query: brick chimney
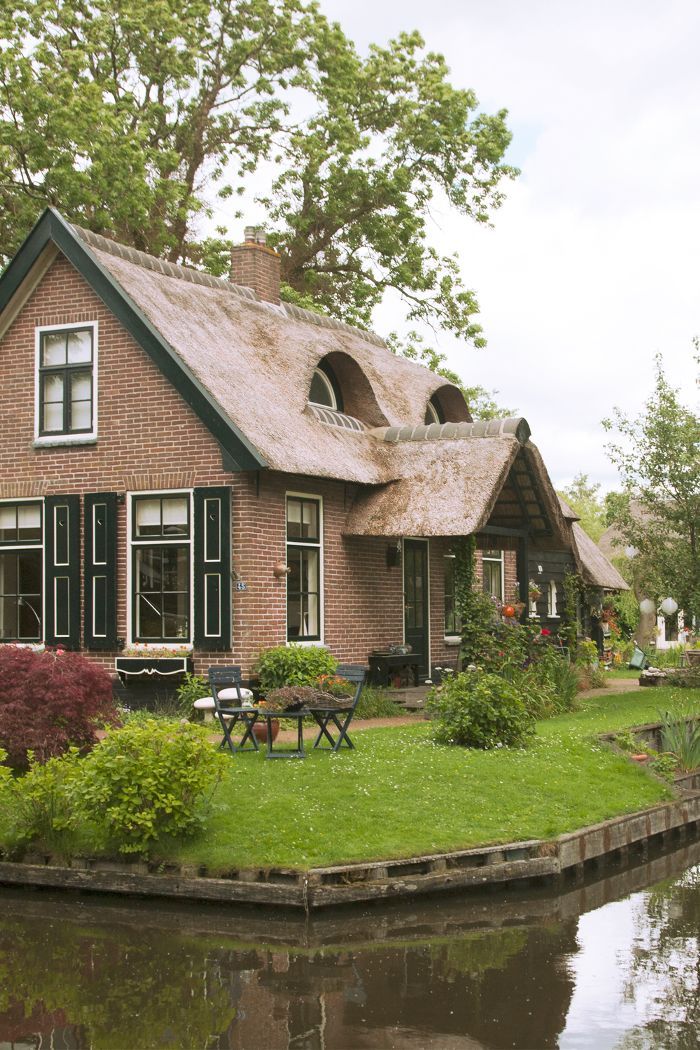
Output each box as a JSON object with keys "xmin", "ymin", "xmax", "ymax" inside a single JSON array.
[{"xmin": 230, "ymin": 225, "xmax": 281, "ymax": 304}]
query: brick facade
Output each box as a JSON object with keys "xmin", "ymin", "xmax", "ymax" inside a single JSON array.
[{"xmin": 0, "ymin": 251, "xmax": 520, "ymax": 684}]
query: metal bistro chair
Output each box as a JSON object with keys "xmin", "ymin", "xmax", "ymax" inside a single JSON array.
[
  {"xmin": 208, "ymin": 666, "xmax": 259, "ymax": 754},
  {"xmin": 312, "ymin": 664, "xmax": 368, "ymax": 752}
]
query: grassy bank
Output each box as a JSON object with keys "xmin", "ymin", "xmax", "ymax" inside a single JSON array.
[
  {"xmin": 155, "ymin": 686, "xmax": 694, "ymax": 873},
  {"xmin": 2, "ymin": 686, "xmax": 696, "ymax": 873}
]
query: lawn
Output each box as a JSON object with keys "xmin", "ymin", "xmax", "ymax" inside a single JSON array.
[{"xmin": 157, "ymin": 685, "xmax": 697, "ymax": 873}]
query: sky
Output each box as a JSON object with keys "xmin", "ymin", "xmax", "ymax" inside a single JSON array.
[{"xmin": 294, "ymin": 0, "xmax": 700, "ymax": 491}]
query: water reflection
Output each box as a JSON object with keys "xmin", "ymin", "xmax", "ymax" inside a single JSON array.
[{"xmin": 1, "ymin": 839, "xmax": 699, "ymax": 1050}]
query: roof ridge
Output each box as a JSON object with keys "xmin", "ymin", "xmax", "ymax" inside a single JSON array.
[{"xmin": 72, "ymin": 224, "xmax": 386, "ymax": 349}]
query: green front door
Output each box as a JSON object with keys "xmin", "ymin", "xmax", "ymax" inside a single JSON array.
[{"xmin": 403, "ymin": 539, "xmax": 429, "ymax": 679}]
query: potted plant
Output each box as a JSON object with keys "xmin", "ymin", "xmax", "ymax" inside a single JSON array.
[{"xmin": 528, "ymin": 580, "xmax": 542, "ymax": 602}]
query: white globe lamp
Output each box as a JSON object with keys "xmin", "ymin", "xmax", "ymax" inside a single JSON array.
[
  {"xmin": 639, "ymin": 598, "xmax": 655, "ymax": 616},
  {"xmin": 660, "ymin": 597, "xmax": 678, "ymax": 617}
]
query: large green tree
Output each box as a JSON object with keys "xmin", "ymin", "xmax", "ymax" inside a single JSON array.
[
  {"xmin": 0, "ymin": 0, "xmax": 515, "ymax": 344},
  {"xmin": 557, "ymin": 473, "xmax": 607, "ymax": 542},
  {"xmin": 603, "ymin": 355, "xmax": 700, "ymax": 621}
]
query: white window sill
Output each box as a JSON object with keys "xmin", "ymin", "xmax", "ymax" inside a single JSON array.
[
  {"xmin": 287, "ymin": 639, "xmax": 326, "ymax": 648},
  {"xmin": 33, "ymin": 435, "xmax": 97, "ymax": 448}
]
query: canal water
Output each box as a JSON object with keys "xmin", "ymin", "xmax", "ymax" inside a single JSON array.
[{"xmin": 1, "ymin": 840, "xmax": 699, "ymax": 1049}]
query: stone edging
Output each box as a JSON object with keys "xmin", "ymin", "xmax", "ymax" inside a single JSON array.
[{"xmin": 1, "ymin": 792, "xmax": 699, "ymax": 909}]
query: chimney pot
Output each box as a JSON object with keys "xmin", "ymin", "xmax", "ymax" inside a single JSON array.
[
  {"xmin": 255, "ymin": 230, "xmax": 267, "ymax": 246},
  {"xmin": 244, "ymin": 225, "xmax": 256, "ymax": 242}
]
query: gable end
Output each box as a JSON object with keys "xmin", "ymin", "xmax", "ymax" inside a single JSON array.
[{"xmin": 0, "ymin": 208, "xmax": 267, "ymax": 472}]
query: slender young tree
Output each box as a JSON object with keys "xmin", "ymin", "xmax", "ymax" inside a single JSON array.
[{"xmin": 603, "ymin": 355, "xmax": 700, "ymax": 621}]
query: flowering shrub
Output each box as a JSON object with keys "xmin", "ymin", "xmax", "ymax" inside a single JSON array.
[
  {"xmin": 0, "ymin": 647, "xmax": 118, "ymax": 772},
  {"xmin": 427, "ymin": 670, "xmax": 535, "ymax": 749}
]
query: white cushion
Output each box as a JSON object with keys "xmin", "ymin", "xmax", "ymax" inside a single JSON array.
[
  {"xmin": 193, "ymin": 697, "xmax": 215, "ymax": 710},
  {"xmin": 218, "ymin": 687, "xmax": 253, "ymax": 702}
]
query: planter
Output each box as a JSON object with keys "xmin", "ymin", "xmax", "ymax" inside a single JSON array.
[
  {"xmin": 253, "ymin": 718, "xmax": 280, "ymax": 744},
  {"xmin": 444, "ymin": 635, "xmax": 462, "ymax": 647},
  {"xmin": 115, "ymin": 656, "xmax": 193, "ymax": 678}
]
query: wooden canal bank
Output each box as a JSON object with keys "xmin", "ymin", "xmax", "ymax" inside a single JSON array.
[{"xmin": 2, "ymin": 790, "xmax": 700, "ymax": 910}]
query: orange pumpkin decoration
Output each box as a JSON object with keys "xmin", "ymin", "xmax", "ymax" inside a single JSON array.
[{"xmin": 502, "ymin": 604, "xmax": 516, "ymax": 618}]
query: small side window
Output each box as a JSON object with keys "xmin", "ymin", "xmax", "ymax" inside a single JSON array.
[
  {"xmin": 308, "ymin": 363, "xmax": 342, "ymax": 411},
  {"xmin": 36, "ymin": 323, "xmax": 97, "ymax": 442},
  {"xmin": 548, "ymin": 581, "xmax": 558, "ymax": 617}
]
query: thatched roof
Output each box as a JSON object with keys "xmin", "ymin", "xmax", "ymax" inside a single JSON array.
[
  {"xmin": 557, "ymin": 495, "xmax": 580, "ymax": 521},
  {"xmin": 344, "ymin": 438, "xmax": 520, "ymax": 536},
  {"xmin": 571, "ymin": 522, "xmax": 630, "ymax": 590},
  {"xmin": 0, "ymin": 211, "xmax": 597, "ymax": 557},
  {"xmin": 77, "ymin": 229, "xmax": 465, "ymax": 484}
]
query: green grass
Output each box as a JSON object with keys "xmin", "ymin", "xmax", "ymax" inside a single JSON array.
[
  {"xmin": 156, "ymin": 685, "xmax": 697, "ymax": 873},
  {"xmin": 4, "ymin": 685, "xmax": 696, "ymax": 873}
]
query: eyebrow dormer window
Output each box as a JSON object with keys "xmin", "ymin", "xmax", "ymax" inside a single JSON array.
[{"xmin": 308, "ymin": 363, "xmax": 342, "ymax": 411}]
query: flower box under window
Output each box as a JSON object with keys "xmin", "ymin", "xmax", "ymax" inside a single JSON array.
[{"xmin": 115, "ymin": 655, "xmax": 193, "ymax": 679}]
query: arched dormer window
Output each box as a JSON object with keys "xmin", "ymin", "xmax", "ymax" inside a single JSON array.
[
  {"xmin": 424, "ymin": 397, "xmax": 444, "ymax": 425},
  {"xmin": 308, "ymin": 363, "xmax": 343, "ymax": 412}
]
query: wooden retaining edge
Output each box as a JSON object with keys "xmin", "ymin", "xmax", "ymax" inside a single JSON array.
[{"xmin": 2, "ymin": 793, "xmax": 700, "ymax": 909}]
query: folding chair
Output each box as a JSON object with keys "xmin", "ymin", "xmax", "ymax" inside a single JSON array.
[
  {"xmin": 311, "ymin": 664, "xmax": 367, "ymax": 751},
  {"xmin": 208, "ymin": 666, "xmax": 259, "ymax": 753}
]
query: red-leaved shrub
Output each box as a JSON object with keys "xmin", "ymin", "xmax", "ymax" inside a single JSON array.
[{"xmin": 0, "ymin": 646, "xmax": 119, "ymax": 771}]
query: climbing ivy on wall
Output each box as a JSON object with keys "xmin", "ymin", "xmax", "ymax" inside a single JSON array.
[
  {"xmin": 561, "ymin": 572, "xmax": 584, "ymax": 650},
  {"xmin": 453, "ymin": 537, "xmax": 500, "ymax": 664}
]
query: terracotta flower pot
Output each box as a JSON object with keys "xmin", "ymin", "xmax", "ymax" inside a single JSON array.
[{"xmin": 253, "ymin": 718, "xmax": 280, "ymax": 744}]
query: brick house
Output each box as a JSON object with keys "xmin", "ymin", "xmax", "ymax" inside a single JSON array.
[{"xmin": 0, "ymin": 208, "xmax": 625, "ymax": 690}]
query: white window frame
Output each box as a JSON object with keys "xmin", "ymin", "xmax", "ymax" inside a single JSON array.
[
  {"xmin": 0, "ymin": 497, "xmax": 45, "ymax": 645},
  {"xmin": 548, "ymin": 580, "xmax": 559, "ymax": 618},
  {"xmin": 308, "ymin": 368, "xmax": 337, "ymax": 410},
  {"xmin": 34, "ymin": 320, "xmax": 99, "ymax": 446},
  {"xmin": 285, "ymin": 491, "xmax": 324, "ymax": 646},
  {"xmin": 425, "ymin": 400, "xmax": 441, "ymax": 425},
  {"xmin": 126, "ymin": 489, "xmax": 194, "ymax": 649},
  {"xmin": 482, "ymin": 549, "xmax": 505, "ymax": 601}
]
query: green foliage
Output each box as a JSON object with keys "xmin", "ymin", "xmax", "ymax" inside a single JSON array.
[
  {"xmin": 255, "ymin": 644, "xmax": 337, "ymax": 689},
  {"xmin": 175, "ymin": 672, "xmax": 211, "ymax": 717},
  {"xmin": 659, "ymin": 706, "xmax": 700, "ymax": 772},
  {"xmin": 3, "ymin": 750, "xmax": 81, "ymax": 853},
  {"xmin": 576, "ymin": 640, "xmax": 600, "ymax": 667},
  {"xmin": 603, "ymin": 353, "xmax": 700, "ymax": 621},
  {"xmin": 557, "ymin": 474, "xmax": 607, "ymax": 542},
  {"xmin": 71, "ymin": 720, "xmax": 226, "ymax": 856},
  {"xmin": 451, "ymin": 536, "xmax": 502, "ymax": 665},
  {"xmin": 667, "ymin": 667, "xmax": 700, "ymax": 689},
  {"xmin": 427, "ymin": 670, "xmax": 535, "ymax": 749},
  {"xmin": 354, "ymin": 686, "xmax": 403, "ymax": 719},
  {"xmin": 0, "ymin": 4, "xmax": 515, "ymax": 343},
  {"xmin": 649, "ymin": 753, "xmax": 678, "ymax": 782},
  {"xmin": 560, "ymin": 572, "xmax": 584, "ymax": 651}
]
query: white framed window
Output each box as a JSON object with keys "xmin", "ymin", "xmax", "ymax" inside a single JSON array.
[
  {"xmin": 286, "ymin": 493, "xmax": 323, "ymax": 642},
  {"xmin": 482, "ymin": 549, "xmax": 504, "ymax": 601},
  {"xmin": 308, "ymin": 367, "xmax": 338, "ymax": 410},
  {"xmin": 129, "ymin": 491, "xmax": 192, "ymax": 643},
  {"xmin": 34, "ymin": 321, "xmax": 98, "ymax": 444},
  {"xmin": 548, "ymin": 580, "xmax": 559, "ymax": 617},
  {"xmin": 0, "ymin": 500, "xmax": 43, "ymax": 641}
]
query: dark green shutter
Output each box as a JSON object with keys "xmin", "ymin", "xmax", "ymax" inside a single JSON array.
[
  {"xmin": 44, "ymin": 494, "xmax": 80, "ymax": 649},
  {"xmin": 84, "ymin": 493, "xmax": 118, "ymax": 650},
  {"xmin": 194, "ymin": 486, "xmax": 231, "ymax": 650}
]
